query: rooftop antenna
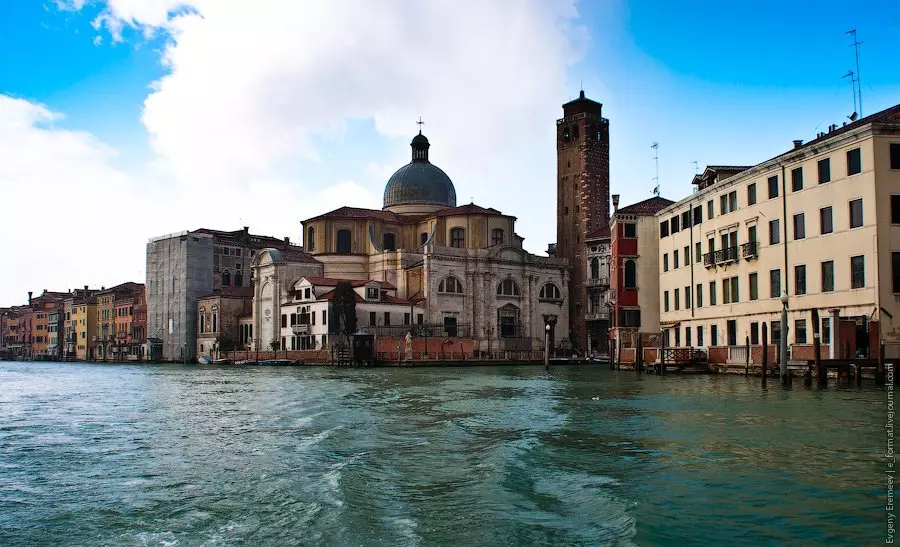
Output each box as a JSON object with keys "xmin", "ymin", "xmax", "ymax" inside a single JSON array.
[
  {"xmin": 846, "ymin": 29, "xmax": 863, "ymax": 116},
  {"xmin": 651, "ymin": 142, "xmax": 660, "ymax": 196},
  {"xmin": 842, "ymin": 70, "xmax": 858, "ymax": 120},
  {"xmin": 416, "ymin": 116, "xmax": 424, "ymax": 134},
  {"xmin": 691, "ymin": 161, "xmax": 700, "ymax": 175}
]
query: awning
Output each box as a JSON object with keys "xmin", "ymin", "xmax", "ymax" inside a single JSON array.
[{"xmin": 659, "ymin": 321, "xmax": 681, "ymax": 329}]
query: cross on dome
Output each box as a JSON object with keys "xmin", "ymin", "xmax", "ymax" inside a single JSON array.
[{"xmin": 416, "ymin": 117, "xmax": 424, "ymax": 134}]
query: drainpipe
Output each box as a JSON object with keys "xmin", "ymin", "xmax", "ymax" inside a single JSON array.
[
  {"xmin": 780, "ymin": 162, "xmax": 789, "ymax": 382},
  {"xmin": 689, "ymin": 200, "xmax": 695, "ymax": 320}
]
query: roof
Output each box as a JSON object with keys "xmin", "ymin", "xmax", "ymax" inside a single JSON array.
[
  {"xmin": 262, "ymin": 247, "xmax": 320, "ymax": 264},
  {"xmin": 585, "ymin": 225, "xmax": 611, "ymax": 240},
  {"xmin": 199, "ymin": 286, "xmax": 254, "ymax": 299},
  {"xmin": 303, "ymin": 206, "xmax": 408, "ymax": 224},
  {"xmin": 615, "ymin": 196, "xmax": 675, "ymax": 216},
  {"xmin": 95, "ymin": 282, "xmax": 144, "ymax": 297},
  {"xmin": 301, "ymin": 276, "xmax": 397, "ymax": 290},
  {"xmin": 434, "ymin": 203, "xmax": 509, "ymax": 218},
  {"xmin": 383, "ymin": 133, "xmax": 457, "ymax": 210},
  {"xmin": 777, "ymin": 103, "xmax": 900, "ymax": 158},
  {"xmin": 314, "ymin": 290, "xmax": 415, "ymax": 306},
  {"xmin": 193, "ymin": 227, "xmax": 292, "ymax": 248}
]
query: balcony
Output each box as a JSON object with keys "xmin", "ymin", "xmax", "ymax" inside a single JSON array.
[
  {"xmin": 292, "ymin": 324, "xmax": 310, "ymax": 334},
  {"xmin": 584, "ymin": 310, "xmax": 610, "ymax": 322},
  {"xmin": 742, "ymin": 241, "xmax": 758, "ymax": 260},
  {"xmin": 703, "ymin": 251, "xmax": 715, "ymax": 268},
  {"xmin": 584, "ymin": 276, "xmax": 610, "ymax": 288}
]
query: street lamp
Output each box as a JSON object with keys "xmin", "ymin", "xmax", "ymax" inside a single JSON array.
[
  {"xmin": 544, "ymin": 323, "xmax": 551, "ymax": 372},
  {"xmin": 780, "ymin": 292, "xmax": 789, "ymax": 385}
]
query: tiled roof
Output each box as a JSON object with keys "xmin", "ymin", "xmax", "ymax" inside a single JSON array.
[
  {"xmin": 193, "ymin": 228, "xmax": 292, "ymax": 248},
  {"xmin": 303, "ymin": 207, "xmax": 408, "ymax": 224},
  {"xmin": 585, "ymin": 225, "xmax": 611, "ymax": 240},
  {"xmin": 434, "ymin": 203, "xmax": 507, "ymax": 217},
  {"xmin": 615, "ymin": 196, "xmax": 675, "ymax": 216},
  {"xmin": 301, "ymin": 276, "xmax": 397, "ymax": 290},
  {"xmin": 313, "ymin": 291, "xmax": 414, "ymax": 305},
  {"xmin": 95, "ymin": 282, "xmax": 144, "ymax": 297},
  {"xmin": 263, "ymin": 247, "xmax": 320, "ymax": 264}
]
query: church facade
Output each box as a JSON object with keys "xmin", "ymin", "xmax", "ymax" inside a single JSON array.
[{"xmin": 299, "ymin": 131, "xmax": 570, "ymax": 352}]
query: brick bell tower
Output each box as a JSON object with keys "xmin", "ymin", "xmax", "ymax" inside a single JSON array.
[{"xmin": 556, "ymin": 90, "xmax": 610, "ymax": 352}]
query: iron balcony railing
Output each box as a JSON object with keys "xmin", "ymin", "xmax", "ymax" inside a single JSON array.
[
  {"xmin": 584, "ymin": 311, "xmax": 610, "ymax": 322},
  {"xmin": 742, "ymin": 241, "xmax": 758, "ymax": 259},
  {"xmin": 584, "ymin": 276, "xmax": 610, "ymax": 287},
  {"xmin": 703, "ymin": 251, "xmax": 715, "ymax": 268},
  {"xmin": 364, "ymin": 323, "xmax": 474, "ymax": 338}
]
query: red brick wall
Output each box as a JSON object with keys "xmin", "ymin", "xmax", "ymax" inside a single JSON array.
[
  {"xmin": 707, "ymin": 347, "xmax": 727, "ymax": 364},
  {"xmin": 376, "ymin": 337, "xmax": 477, "ymax": 360}
]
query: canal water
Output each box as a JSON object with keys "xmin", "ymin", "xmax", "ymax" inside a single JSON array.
[{"xmin": 0, "ymin": 361, "xmax": 884, "ymax": 545}]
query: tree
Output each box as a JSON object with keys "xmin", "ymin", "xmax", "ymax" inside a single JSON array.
[
  {"xmin": 331, "ymin": 281, "xmax": 357, "ymax": 342},
  {"xmin": 269, "ymin": 340, "xmax": 280, "ymax": 352}
]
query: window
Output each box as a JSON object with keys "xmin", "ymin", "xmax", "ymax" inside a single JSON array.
[
  {"xmin": 336, "ymin": 229, "xmax": 352, "ymax": 253},
  {"xmin": 795, "ymin": 265, "xmax": 806, "ymax": 295},
  {"xmin": 693, "ymin": 206, "xmax": 702, "ymax": 225},
  {"xmin": 711, "ymin": 324, "xmax": 718, "ymax": 346},
  {"xmin": 491, "ymin": 228, "xmax": 504, "ymax": 246},
  {"xmin": 696, "ymin": 283, "xmax": 703, "ymax": 307},
  {"xmin": 750, "ymin": 322, "xmax": 759, "ymax": 345},
  {"xmin": 851, "ymin": 255, "xmax": 865, "ymax": 289},
  {"xmin": 769, "ymin": 219, "xmax": 780, "ymax": 245},
  {"xmin": 685, "ymin": 326, "xmax": 692, "ymax": 347},
  {"xmin": 664, "ymin": 291, "xmax": 669, "ymax": 312},
  {"xmin": 620, "ymin": 309, "xmax": 641, "ymax": 328},
  {"xmin": 709, "ymin": 281, "xmax": 717, "ymax": 306},
  {"xmin": 369, "ymin": 311, "xmax": 377, "ymax": 326},
  {"xmin": 697, "ymin": 326, "xmax": 704, "ymax": 347},
  {"xmin": 685, "ymin": 286, "xmax": 692, "ymax": 308},
  {"xmin": 849, "ymin": 199, "xmax": 863, "ymax": 228},
  {"xmin": 590, "ymin": 258, "xmax": 599, "ymax": 278},
  {"xmin": 822, "ymin": 260, "xmax": 834, "ymax": 292},
  {"xmin": 723, "ymin": 277, "xmax": 739, "ymax": 303},
  {"xmin": 728, "ymin": 191, "xmax": 737, "ymax": 213},
  {"xmin": 417, "ymin": 314, "xmax": 424, "ymax": 325},
  {"xmin": 893, "ymin": 196, "xmax": 900, "ymax": 224},
  {"xmin": 235, "ymin": 271, "xmax": 243, "ymax": 286},
  {"xmin": 707, "ymin": 200, "xmax": 714, "ymax": 220},
  {"xmin": 624, "ymin": 260, "xmax": 637, "ymax": 289},
  {"xmin": 749, "ymin": 273, "xmax": 759, "ymax": 300},
  {"xmin": 382, "ymin": 233, "xmax": 397, "ymax": 251},
  {"xmin": 663, "ymin": 253, "xmax": 669, "ymax": 272},
  {"xmin": 748, "ymin": 225, "xmax": 757, "ymax": 245},
  {"xmin": 438, "ymin": 276, "xmax": 464, "ymax": 294},
  {"xmin": 222, "ymin": 270, "xmax": 231, "ymax": 286},
  {"xmin": 793, "ymin": 213, "xmax": 805, "ymax": 240},
  {"xmin": 624, "ymin": 223, "xmax": 637, "ymax": 237},
  {"xmin": 771, "ymin": 321, "xmax": 781, "ymax": 347},
  {"xmin": 497, "ymin": 279, "xmax": 520, "ymax": 296},
  {"xmin": 695, "ymin": 242, "xmax": 702, "ymax": 263},
  {"xmin": 307, "ymin": 227, "xmax": 315, "ymax": 251},
  {"xmin": 674, "ymin": 327, "xmax": 681, "ymax": 347},
  {"xmin": 747, "ymin": 183, "xmax": 757, "ymax": 205},
  {"xmin": 720, "ymin": 194, "xmax": 728, "ymax": 215},
  {"xmin": 820, "ymin": 206, "xmax": 833, "ymax": 234},
  {"xmin": 684, "ymin": 246, "xmax": 690, "ymax": 265},
  {"xmin": 304, "ymin": 288, "xmax": 311, "ymax": 300},
  {"xmin": 894, "ymin": 252, "xmax": 900, "ymax": 293},
  {"xmin": 791, "ymin": 167, "xmax": 803, "ymax": 191},
  {"xmin": 673, "ymin": 250, "xmax": 679, "ymax": 269},
  {"xmin": 384, "ymin": 312, "xmax": 391, "ymax": 326},
  {"xmin": 670, "ymin": 216, "xmax": 680, "ymax": 233},
  {"xmin": 660, "ymin": 221, "xmax": 670, "ymax": 238},
  {"xmin": 322, "ymin": 310, "xmax": 327, "ymax": 325},
  {"xmin": 822, "ymin": 317, "xmax": 831, "ymax": 345},
  {"xmin": 539, "ymin": 283, "xmax": 561, "ymax": 301},
  {"xmin": 847, "ymin": 147, "xmax": 861, "ymax": 175},
  {"xmin": 366, "ymin": 287, "xmax": 379, "ymax": 300},
  {"xmin": 681, "ymin": 211, "xmax": 691, "ymax": 230},
  {"xmin": 818, "ymin": 158, "xmax": 831, "ymax": 183},
  {"xmin": 767, "ymin": 175, "xmax": 779, "ymax": 199},
  {"xmin": 450, "ymin": 228, "xmax": 465, "ymax": 248},
  {"xmin": 281, "ymin": 314, "xmax": 287, "ymax": 328},
  {"xmin": 421, "ymin": 232, "xmax": 429, "ymax": 245},
  {"xmin": 795, "ymin": 319, "xmax": 807, "ymax": 344},
  {"xmin": 892, "ymin": 143, "xmax": 900, "ymax": 169},
  {"xmin": 770, "ymin": 269, "xmax": 781, "ymax": 298},
  {"xmin": 199, "ymin": 314, "xmax": 205, "ymax": 334}
]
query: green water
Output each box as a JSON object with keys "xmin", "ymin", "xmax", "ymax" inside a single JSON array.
[{"xmin": 0, "ymin": 361, "xmax": 885, "ymax": 545}]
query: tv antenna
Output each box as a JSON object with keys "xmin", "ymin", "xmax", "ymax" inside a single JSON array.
[
  {"xmin": 651, "ymin": 142, "xmax": 660, "ymax": 196},
  {"xmin": 846, "ymin": 29, "xmax": 863, "ymax": 116},
  {"xmin": 842, "ymin": 70, "xmax": 858, "ymax": 120},
  {"xmin": 691, "ymin": 160, "xmax": 700, "ymax": 176}
]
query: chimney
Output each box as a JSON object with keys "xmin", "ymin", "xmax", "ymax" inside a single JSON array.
[
  {"xmin": 612, "ymin": 194, "xmax": 620, "ymax": 213},
  {"xmin": 579, "ymin": 90, "xmax": 585, "ymax": 99},
  {"xmin": 284, "ymin": 236, "xmax": 290, "ymax": 244},
  {"xmin": 84, "ymin": 285, "xmax": 88, "ymax": 296},
  {"xmin": 101, "ymin": 286, "xmax": 105, "ymax": 291},
  {"xmin": 28, "ymin": 291, "xmax": 32, "ymax": 305},
  {"xmin": 243, "ymin": 226, "xmax": 249, "ymax": 234},
  {"xmin": 43, "ymin": 289, "xmax": 47, "ymax": 295},
  {"xmin": 793, "ymin": 139, "xmax": 803, "ymax": 149}
]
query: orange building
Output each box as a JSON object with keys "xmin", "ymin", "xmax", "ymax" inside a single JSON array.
[{"xmin": 95, "ymin": 282, "xmax": 145, "ymax": 360}]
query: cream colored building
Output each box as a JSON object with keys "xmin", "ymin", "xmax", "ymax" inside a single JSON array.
[{"xmin": 656, "ymin": 104, "xmax": 900, "ymax": 361}]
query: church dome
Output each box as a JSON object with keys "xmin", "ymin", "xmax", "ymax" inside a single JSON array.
[{"xmin": 383, "ymin": 133, "xmax": 457, "ymax": 211}]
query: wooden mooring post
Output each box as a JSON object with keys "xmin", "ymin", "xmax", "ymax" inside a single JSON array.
[
  {"xmin": 659, "ymin": 330, "xmax": 665, "ymax": 376},
  {"xmin": 877, "ymin": 339, "xmax": 886, "ymax": 386},
  {"xmin": 761, "ymin": 326, "xmax": 768, "ymax": 388},
  {"xmin": 812, "ymin": 309, "xmax": 823, "ymax": 389},
  {"xmin": 636, "ymin": 335, "xmax": 643, "ymax": 376},
  {"xmin": 745, "ymin": 336, "xmax": 750, "ymax": 376}
]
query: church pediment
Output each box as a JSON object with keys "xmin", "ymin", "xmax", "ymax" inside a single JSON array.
[{"xmin": 495, "ymin": 246, "xmax": 528, "ymax": 262}]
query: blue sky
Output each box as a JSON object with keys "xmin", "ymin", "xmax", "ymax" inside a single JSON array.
[{"xmin": 0, "ymin": 0, "xmax": 898, "ymax": 305}]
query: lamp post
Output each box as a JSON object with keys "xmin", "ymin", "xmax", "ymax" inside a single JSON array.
[
  {"xmin": 780, "ymin": 293, "xmax": 789, "ymax": 385},
  {"xmin": 544, "ymin": 323, "xmax": 551, "ymax": 372}
]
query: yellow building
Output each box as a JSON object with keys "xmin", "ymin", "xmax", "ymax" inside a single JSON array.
[
  {"xmin": 655, "ymin": 103, "xmax": 900, "ymax": 363},
  {"xmin": 66, "ymin": 289, "xmax": 98, "ymax": 360}
]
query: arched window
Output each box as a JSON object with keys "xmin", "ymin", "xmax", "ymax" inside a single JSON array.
[
  {"xmin": 590, "ymin": 258, "xmax": 599, "ymax": 279},
  {"xmin": 383, "ymin": 232, "xmax": 397, "ymax": 251},
  {"xmin": 438, "ymin": 276, "xmax": 464, "ymax": 294},
  {"xmin": 222, "ymin": 270, "xmax": 231, "ymax": 286},
  {"xmin": 491, "ymin": 228, "xmax": 504, "ymax": 246},
  {"xmin": 307, "ymin": 227, "xmax": 316, "ymax": 251},
  {"xmin": 212, "ymin": 312, "xmax": 217, "ymax": 333},
  {"xmin": 624, "ymin": 260, "xmax": 637, "ymax": 289},
  {"xmin": 450, "ymin": 227, "xmax": 465, "ymax": 248},
  {"xmin": 336, "ymin": 229, "xmax": 352, "ymax": 254},
  {"xmin": 199, "ymin": 314, "xmax": 205, "ymax": 334},
  {"xmin": 539, "ymin": 283, "xmax": 561, "ymax": 301},
  {"xmin": 497, "ymin": 278, "xmax": 520, "ymax": 297}
]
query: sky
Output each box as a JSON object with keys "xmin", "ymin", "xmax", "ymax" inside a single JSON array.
[{"xmin": 0, "ymin": 0, "xmax": 898, "ymax": 306}]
